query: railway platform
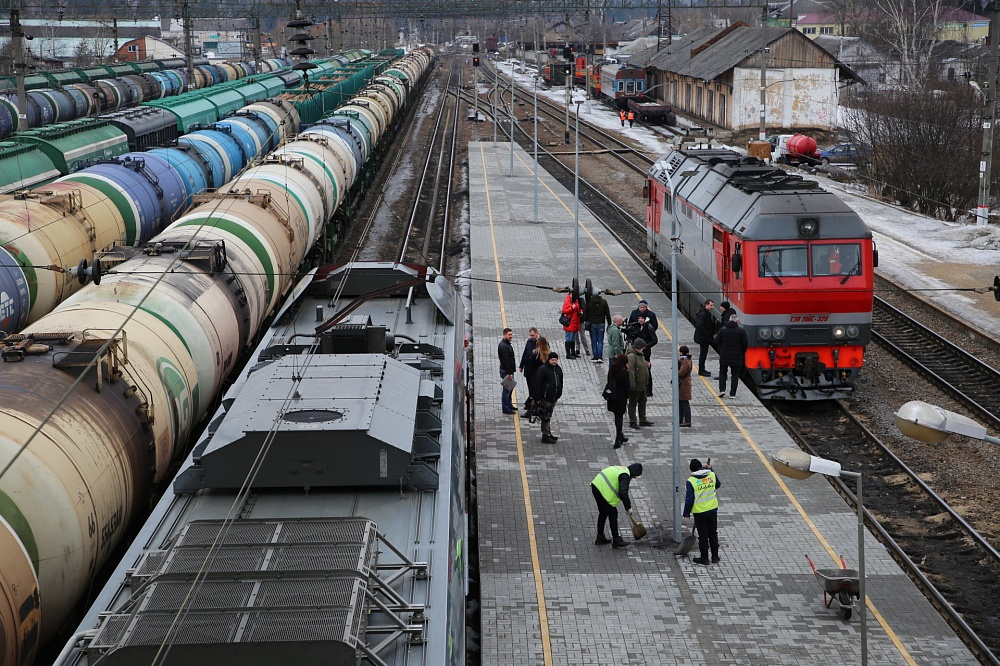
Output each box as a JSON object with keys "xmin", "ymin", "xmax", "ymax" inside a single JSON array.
[{"xmin": 468, "ymin": 140, "xmax": 975, "ymax": 665}]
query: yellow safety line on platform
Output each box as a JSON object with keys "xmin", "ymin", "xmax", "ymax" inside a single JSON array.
[
  {"xmin": 501, "ymin": 142, "xmax": 917, "ymax": 665},
  {"xmin": 479, "ymin": 142, "xmax": 554, "ymax": 666}
]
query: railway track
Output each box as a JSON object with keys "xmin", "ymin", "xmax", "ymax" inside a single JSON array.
[
  {"xmin": 398, "ymin": 66, "xmax": 460, "ymax": 270},
  {"xmin": 872, "ymin": 296, "xmax": 1000, "ymax": 430},
  {"xmin": 773, "ymin": 402, "xmax": 1000, "ymax": 666}
]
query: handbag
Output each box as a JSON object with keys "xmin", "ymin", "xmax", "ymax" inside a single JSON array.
[
  {"xmin": 601, "ymin": 379, "xmax": 618, "ymax": 402},
  {"xmin": 559, "ymin": 312, "xmax": 571, "ymax": 327}
]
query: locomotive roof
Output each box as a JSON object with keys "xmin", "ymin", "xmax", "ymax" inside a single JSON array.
[{"xmin": 649, "ymin": 148, "xmax": 872, "ymax": 241}]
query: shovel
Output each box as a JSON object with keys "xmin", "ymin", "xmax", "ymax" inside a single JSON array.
[
  {"xmin": 627, "ymin": 510, "xmax": 647, "ymax": 540},
  {"xmin": 674, "ymin": 527, "xmax": 697, "ymax": 556}
]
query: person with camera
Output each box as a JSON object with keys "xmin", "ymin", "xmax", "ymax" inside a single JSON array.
[{"xmin": 626, "ymin": 300, "xmax": 658, "ymax": 332}]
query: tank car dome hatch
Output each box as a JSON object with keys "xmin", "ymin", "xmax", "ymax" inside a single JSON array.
[{"xmin": 174, "ymin": 354, "xmax": 441, "ymax": 493}]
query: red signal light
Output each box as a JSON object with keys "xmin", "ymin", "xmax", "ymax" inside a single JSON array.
[{"xmin": 473, "ymin": 56, "xmax": 480, "ymax": 67}]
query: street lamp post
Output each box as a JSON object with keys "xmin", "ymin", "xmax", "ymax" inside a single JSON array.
[
  {"xmin": 894, "ymin": 400, "xmax": 1000, "ymax": 444},
  {"xmin": 772, "ymin": 448, "xmax": 867, "ymax": 666},
  {"xmin": 534, "ymin": 74, "xmax": 539, "ymax": 224},
  {"xmin": 573, "ymin": 95, "xmax": 584, "ymax": 284},
  {"xmin": 493, "ymin": 63, "xmax": 498, "ymax": 145},
  {"xmin": 663, "ymin": 166, "xmax": 698, "ymax": 542}
]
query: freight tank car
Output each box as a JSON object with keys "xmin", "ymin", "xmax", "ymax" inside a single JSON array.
[
  {"xmin": 645, "ymin": 148, "xmax": 876, "ymax": 399},
  {"xmin": 0, "ymin": 46, "xmax": 433, "ymax": 666},
  {"xmin": 61, "ymin": 262, "xmax": 467, "ymax": 666}
]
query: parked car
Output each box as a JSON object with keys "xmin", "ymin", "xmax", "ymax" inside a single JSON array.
[{"xmin": 819, "ymin": 143, "xmax": 868, "ymax": 166}]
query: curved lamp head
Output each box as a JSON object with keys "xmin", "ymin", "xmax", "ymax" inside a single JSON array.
[
  {"xmin": 771, "ymin": 447, "xmax": 843, "ymax": 480},
  {"xmin": 894, "ymin": 400, "xmax": 987, "ymax": 443}
]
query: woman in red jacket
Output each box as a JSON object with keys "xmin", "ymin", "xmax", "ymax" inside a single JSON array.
[{"xmin": 561, "ymin": 293, "xmax": 582, "ymax": 359}]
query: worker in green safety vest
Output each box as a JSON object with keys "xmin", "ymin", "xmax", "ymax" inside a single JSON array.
[
  {"xmin": 683, "ymin": 458, "xmax": 722, "ymax": 565},
  {"xmin": 590, "ymin": 463, "xmax": 643, "ymax": 549}
]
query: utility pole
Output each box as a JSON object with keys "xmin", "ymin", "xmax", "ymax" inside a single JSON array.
[
  {"xmin": 564, "ymin": 41, "xmax": 571, "ymax": 144},
  {"xmin": 10, "ymin": 1, "xmax": 29, "ymax": 132},
  {"xmin": 759, "ymin": 5, "xmax": 768, "ymax": 142},
  {"xmin": 251, "ymin": 8, "xmax": 263, "ymax": 73},
  {"xmin": 182, "ymin": 0, "xmax": 194, "ymax": 84},
  {"xmin": 112, "ymin": 13, "xmax": 120, "ymax": 60},
  {"xmin": 977, "ymin": 0, "xmax": 1000, "ymax": 226}
]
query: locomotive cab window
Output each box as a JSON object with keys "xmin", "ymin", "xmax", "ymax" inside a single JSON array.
[
  {"xmin": 811, "ymin": 243, "xmax": 861, "ymax": 277},
  {"xmin": 758, "ymin": 245, "xmax": 807, "ymax": 277}
]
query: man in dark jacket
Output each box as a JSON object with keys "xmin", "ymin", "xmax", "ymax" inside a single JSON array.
[
  {"xmin": 683, "ymin": 458, "xmax": 721, "ymax": 565},
  {"xmin": 590, "ymin": 462, "xmax": 643, "ymax": 549},
  {"xmin": 584, "ymin": 292, "xmax": 612, "ymax": 363},
  {"xmin": 518, "ymin": 327, "xmax": 539, "ymax": 414},
  {"xmin": 714, "ymin": 315, "xmax": 748, "ymax": 398},
  {"xmin": 534, "ymin": 353, "xmax": 564, "ymax": 443},
  {"xmin": 498, "ymin": 328, "xmax": 517, "ymax": 414},
  {"xmin": 692, "ymin": 299, "xmax": 715, "ymax": 377},
  {"xmin": 719, "ymin": 301, "xmax": 737, "ymax": 330}
]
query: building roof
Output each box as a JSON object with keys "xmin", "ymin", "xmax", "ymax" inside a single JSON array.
[{"xmin": 630, "ymin": 24, "xmax": 862, "ymax": 84}]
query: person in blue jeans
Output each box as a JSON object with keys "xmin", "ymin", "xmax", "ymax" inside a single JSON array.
[
  {"xmin": 498, "ymin": 328, "xmax": 516, "ymax": 414},
  {"xmin": 585, "ymin": 290, "xmax": 612, "ymax": 363}
]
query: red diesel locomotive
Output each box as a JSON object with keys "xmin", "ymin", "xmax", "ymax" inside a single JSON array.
[{"xmin": 645, "ymin": 148, "xmax": 877, "ymax": 400}]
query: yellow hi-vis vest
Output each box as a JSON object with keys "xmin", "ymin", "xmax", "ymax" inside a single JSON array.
[
  {"xmin": 592, "ymin": 465, "xmax": 629, "ymax": 507},
  {"xmin": 688, "ymin": 471, "xmax": 718, "ymax": 513}
]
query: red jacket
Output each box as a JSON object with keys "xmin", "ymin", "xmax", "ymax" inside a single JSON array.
[{"xmin": 561, "ymin": 294, "xmax": 582, "ymax": 332}]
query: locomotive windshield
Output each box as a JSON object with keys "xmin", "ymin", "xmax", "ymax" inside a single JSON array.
[
  {"xmin": 811, "ymin": 243, "xmax": 861, "ymax": 277},
  {"xmin": 758, "ymin": 243, "xmax": 862, "ymax": 278}
]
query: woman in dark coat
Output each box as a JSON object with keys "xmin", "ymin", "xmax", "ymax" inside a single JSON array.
[
  {"xmin": 606, "ymin": 353, "xmax": 631, "ymax": 448},
  {"xmin": 522, "ymin": 337, "xmax": 550, "ymax": 417}
]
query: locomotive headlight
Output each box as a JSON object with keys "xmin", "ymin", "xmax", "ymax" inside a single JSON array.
[
  {"xmin": 772, "ymin": 327, "xmax": 785, "ymax": 340},
  {"xmin": 846, "ymin": 325, "xmax": 860, "ymax": 338},
  {"xmin": 832, "ymin": 325, "xmax": 846, "ymax": 339},
  {"xmin": 759, "ymin": 327, "xmax": 772, "ymax": 339}
]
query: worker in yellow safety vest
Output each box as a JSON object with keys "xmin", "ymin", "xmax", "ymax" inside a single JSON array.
[
  {"xmin": 682, "ymin": 458, "xmax": 721, "ymax": 565},
  {"xmin": 590, "ymin": 463, "xmax": 642, "ymax": 549}
]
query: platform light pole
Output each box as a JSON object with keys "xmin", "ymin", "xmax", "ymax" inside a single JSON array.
[
  {"xmin": 772, "ymin": 448, "xmax": 867, "ymax": 666},
  {"xmin": 510, "ymin": 60, "xmax": 515, "ymax": 176},
  {"xmin": 664, "ymin": 166, "xmax": 698, "ymax": 542},
  {"xmin": 573, "ymin": 94, "xmax": 585, "ymax": 283},
  {"xmin": 493, "ymin": 61, "xmax": 498, "ymax": 145},
  {"xmin": 534, "ymin": 74, "xmax": 540, "ymax": 224}
]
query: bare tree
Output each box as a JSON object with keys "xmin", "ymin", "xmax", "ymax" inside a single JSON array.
[
  {"xmin": 870, "ymin": 0, "xmax": 947, "ymax": 88},
  {"xmin": 844, "ymin": 85, "xmax": 984, "ymax": 221},
  {"xmin": 822, "ymin": 0, "xmax": 869, "ymax": 37}
]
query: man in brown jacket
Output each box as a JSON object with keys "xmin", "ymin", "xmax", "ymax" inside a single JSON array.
[{"xmin": 627, "ymin": 339, "xmax": 653, "ymax": 429}]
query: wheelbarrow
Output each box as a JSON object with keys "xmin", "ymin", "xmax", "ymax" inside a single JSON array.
[{"xmin": 806, "ymin": 554, "xmax": 861, "ymax": 620}]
